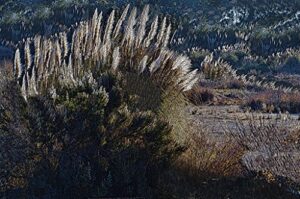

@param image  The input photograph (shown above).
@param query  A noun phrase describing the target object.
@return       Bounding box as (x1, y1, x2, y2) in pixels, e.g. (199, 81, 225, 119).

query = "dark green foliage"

(280, 56, 300, 74)
(0, 69, 33, 194)
(122, 72, 162, 112)
(0, 70, 181, 198)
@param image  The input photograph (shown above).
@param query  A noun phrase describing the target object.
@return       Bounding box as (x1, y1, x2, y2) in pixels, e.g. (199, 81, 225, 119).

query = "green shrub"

(0, 70, 182, 198)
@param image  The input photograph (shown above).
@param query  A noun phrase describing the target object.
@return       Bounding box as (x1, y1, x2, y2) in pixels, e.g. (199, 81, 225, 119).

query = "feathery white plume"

(172, 55, 191, 71)
(24, 39, 32, 70)
(144, 16, 158, 47)
(149, 52, 166, 73)
(182, 69, 198, 92)
(112, 47, 120, 71)
(113, 4, 130, 39)
(21, 74, 27, 101)
(103, 10, 115, 44)
(136, 5, 150, 47)
(60, 32, 69, 58)
(94, 12, 103, 51)
(122, 7, 137, 47)
(55, 40, 62, 65)
(14, 48, 22, 78)
(31, 65, 38, 95)
(156, 17, 167, 46)
(92, 8, 99, 38)
(70, 30, 76, 54)
(34, 35, 41, 65)
(138, 55, 148, 73)
(83, 22, 90, 55)
(163, 24, 172, 48)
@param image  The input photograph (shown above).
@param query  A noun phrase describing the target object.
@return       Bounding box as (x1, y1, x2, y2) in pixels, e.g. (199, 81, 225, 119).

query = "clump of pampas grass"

(14, 5, 198, 101)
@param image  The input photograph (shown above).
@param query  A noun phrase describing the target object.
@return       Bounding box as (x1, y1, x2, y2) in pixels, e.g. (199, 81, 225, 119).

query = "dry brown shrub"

(287, 128, 300, 148)
(185, 85, 215, 105)
(234, 118, 300, 183)
(0, 60, 14, 79)
(245, 90, 300, 113)
(175, 130, 246, 179)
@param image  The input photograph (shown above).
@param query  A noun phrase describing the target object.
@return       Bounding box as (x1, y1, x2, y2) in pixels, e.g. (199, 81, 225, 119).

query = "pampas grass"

(13, 5, 198, 100)
(14, 48, 22, 79)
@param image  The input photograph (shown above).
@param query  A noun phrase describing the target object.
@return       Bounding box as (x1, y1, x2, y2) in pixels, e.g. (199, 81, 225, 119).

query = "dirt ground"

(186, 105, 300, 183)
(187, 105, 300, 140)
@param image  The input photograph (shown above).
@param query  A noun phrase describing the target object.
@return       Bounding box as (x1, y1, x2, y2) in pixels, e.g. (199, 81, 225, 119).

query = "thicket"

(0, 63, 182, 198)
(0, 5, 194, 198)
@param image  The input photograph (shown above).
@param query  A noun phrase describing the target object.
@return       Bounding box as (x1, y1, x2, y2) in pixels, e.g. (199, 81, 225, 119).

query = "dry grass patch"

(185, 85, 215, 105)
(176, 131, 245, 179)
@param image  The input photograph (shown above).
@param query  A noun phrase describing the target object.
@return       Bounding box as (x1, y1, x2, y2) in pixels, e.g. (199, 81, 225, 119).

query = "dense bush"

(0, 5, 196, 198)
(0, 66, 182, 198)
